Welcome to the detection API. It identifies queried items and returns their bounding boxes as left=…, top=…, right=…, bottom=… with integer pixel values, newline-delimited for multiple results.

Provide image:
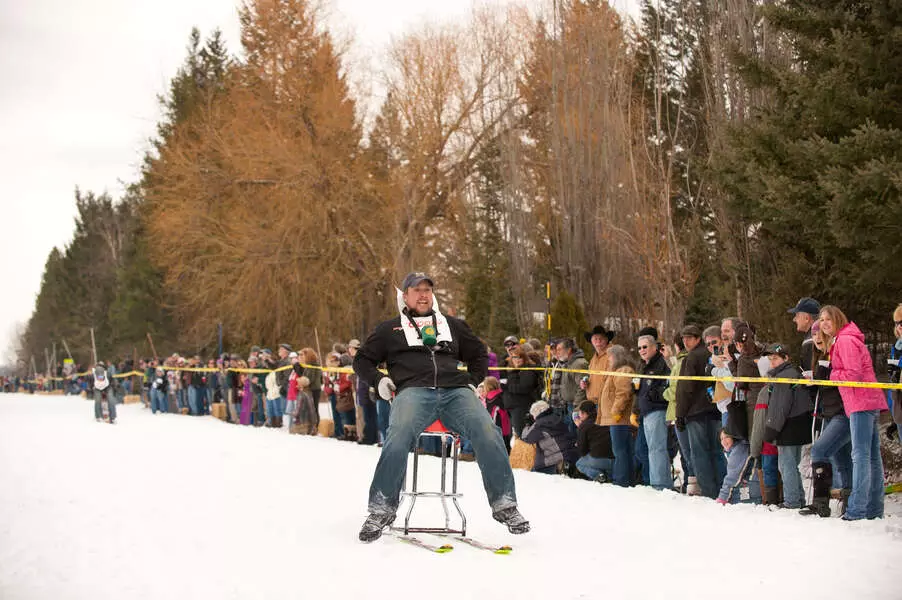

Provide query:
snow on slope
left=0, top=394, right=899, bottom=600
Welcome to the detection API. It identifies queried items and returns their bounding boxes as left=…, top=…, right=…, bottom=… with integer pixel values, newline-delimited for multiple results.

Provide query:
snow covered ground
left=1, top=393, right=900, bottom=600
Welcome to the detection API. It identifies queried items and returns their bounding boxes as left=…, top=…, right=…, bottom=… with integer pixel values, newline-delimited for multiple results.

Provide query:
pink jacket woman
left=830, top=322, right=887, bottom=415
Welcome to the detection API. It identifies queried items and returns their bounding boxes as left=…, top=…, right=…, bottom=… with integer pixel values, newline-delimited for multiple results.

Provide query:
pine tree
left=715, top=0, right=902, bottom=334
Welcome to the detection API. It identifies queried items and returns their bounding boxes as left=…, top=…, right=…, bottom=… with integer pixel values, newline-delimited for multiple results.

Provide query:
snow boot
left=492, top=506, right=530, bottom=534
left=594, top=472, right=611, bottom=484
left=838, top=487, right=852, bottom=516
left=686, top=476, right=701, bottom=496
left=763, top=485, right=781, bottom=505
left=799, top=462, right=832, bottom=517
left=358, top=512, right=396, bottom=543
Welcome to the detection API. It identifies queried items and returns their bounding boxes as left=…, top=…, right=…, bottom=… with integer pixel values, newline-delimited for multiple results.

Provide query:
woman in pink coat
left=819, top=305, right=887, bottom=520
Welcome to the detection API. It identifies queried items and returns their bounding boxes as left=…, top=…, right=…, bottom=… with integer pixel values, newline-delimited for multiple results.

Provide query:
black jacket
left=676, top=344, right=717, bottom=420
left=190, top=370, right=206, bottom=387
left=353, top=312, right=487, bottom=393
left=577, top=419, right=614, bottom=459
left=502, top=368, right=542, bottom=411
left=636, top=352, right=670, bottom=416
left=764, top=362, right=813, bottom=446
left=813, top=360, right=844, bottom=419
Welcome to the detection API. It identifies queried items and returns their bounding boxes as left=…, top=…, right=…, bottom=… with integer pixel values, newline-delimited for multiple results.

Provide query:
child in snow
left=762, top=343, right=813, bottom=509
left=716, top=429, right=753, bottom=504
left=522, top=400, right=577, bottom=474
left=483, top=377, right=512, bottom=454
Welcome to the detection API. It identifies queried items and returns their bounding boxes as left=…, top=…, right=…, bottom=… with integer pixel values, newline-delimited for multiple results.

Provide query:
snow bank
left=0, top=394, right=899, bottom=600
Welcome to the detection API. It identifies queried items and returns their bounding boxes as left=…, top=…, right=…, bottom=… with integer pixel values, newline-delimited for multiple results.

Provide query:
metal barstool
left=397, top=419, right=467, bottom=536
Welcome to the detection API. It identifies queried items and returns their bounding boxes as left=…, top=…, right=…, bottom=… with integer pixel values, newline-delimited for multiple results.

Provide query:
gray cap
left=401, top=272, right=434, bottom=290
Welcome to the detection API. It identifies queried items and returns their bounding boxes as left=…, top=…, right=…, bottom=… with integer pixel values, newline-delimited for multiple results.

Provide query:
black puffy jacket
left=502, top=368, right=542, bottom=411
left=353, top=312, right=487, bottom=393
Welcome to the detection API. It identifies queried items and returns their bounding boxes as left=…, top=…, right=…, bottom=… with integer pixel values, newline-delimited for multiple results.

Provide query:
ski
left=387, top=531, right=453, bottom=554
left=433, top=533, right=512, bottom=555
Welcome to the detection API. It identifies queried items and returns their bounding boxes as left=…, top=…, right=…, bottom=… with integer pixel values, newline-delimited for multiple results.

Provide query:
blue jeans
left=188, top=386, right=203, bottom=416
left=675, top=425, right=694, bottom=480
left=151, top=389, right=167, bottom=413
left=810, top=414, right=852, bottom=491
left=635, top=419, right=650, bottom=486
left=367, top=387, right=516, bottom=515
left=644, top=411, right=671, bottom=490
left=686, top=415, right=727, bottom=499
left=176, top=388, right=187, bottom=410
left=761, top=454, right=779, bottom=488
left=266, top=398, right=283, bottom=418
left=847, top=410, right=884, bottom=520
left=328, top=394, right=342, bottom=437
left=610, top=425, right=634, bottom=487
left=576, top=455, right=614, bottom=480
left=376, top=398, right=392, bottom=442
left=777, top=445, right=804, bottom=508
left=94, top=391, right=117, bottom=420
left=361, top=401, right=379, bottom=444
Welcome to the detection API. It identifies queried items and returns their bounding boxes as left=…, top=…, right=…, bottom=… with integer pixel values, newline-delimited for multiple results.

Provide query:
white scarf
left=395, top=288, right=453, bottom=347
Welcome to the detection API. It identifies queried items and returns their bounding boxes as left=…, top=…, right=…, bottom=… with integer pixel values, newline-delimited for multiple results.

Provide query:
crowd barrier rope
left=26, top=362, right=902, bottom=391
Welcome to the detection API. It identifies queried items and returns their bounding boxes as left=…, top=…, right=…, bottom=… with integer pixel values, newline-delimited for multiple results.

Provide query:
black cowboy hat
left=584, top=325, right=616, bottom=343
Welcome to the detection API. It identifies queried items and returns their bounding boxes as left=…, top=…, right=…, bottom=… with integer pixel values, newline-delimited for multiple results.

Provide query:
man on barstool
left=353, top=272, right=530, bottom=542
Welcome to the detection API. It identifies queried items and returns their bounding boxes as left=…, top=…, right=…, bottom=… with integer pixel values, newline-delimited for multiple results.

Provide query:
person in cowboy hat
left=581, top=324, right=616, bottom=416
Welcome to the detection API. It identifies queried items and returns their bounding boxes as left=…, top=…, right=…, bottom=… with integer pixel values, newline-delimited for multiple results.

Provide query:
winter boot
left=594, top=472, right=611, bottom=484
left=839, top=488, right=852, bottom=516
left=799, top=462, right=832, bottom=517
left=763, top=486, right=781, bottom=505
left=686, top=476, right=701, bottom=496
left=358, top=512, right=396, bottom=543
left=492, top=506, right=530, bottom=534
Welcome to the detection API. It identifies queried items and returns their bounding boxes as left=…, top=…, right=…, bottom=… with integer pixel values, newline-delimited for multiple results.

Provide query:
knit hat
left=288, top=351, right=299, bottom=359
left=638, top=326, right=659, bottom=341
left=529, top=400, right=550, bottom=420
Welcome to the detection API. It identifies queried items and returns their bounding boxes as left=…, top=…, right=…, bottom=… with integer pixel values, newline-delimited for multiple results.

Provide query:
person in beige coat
left=582, top=325, right=616, bottom=411
left=595, top=345, right=636, bottom=486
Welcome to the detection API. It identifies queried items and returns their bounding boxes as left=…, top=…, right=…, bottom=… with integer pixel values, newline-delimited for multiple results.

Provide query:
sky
left=0, top=0, right=640, bottom=364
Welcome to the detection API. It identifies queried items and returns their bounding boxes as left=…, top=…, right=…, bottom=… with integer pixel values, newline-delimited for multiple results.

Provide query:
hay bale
left=123, top=394, right=141, bottom=404
left=509, top=438, right=536, bottom=471
left=211, top=402, right=228, bottom=420
left=317, top=419, right=334, bottom=438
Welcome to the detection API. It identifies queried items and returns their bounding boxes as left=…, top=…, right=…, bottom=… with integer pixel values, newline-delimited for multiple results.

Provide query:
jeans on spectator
left=847, top=410, right=884, bottom=520
left=610, top=425, right=634, bottom=487
left=328, top=394, right=342, bottom=437
left=266, top=398, right=283, bottom=419
left=151, top=389, right=167, bottom=414
left=675, top=425, right=695, bottom=481
left=176, top=388, right=187, bottom=411
left=635, top=419, right=650, bottom=486
left=376, top=398, right=392, bottom=442
left=368, top=387, right=516, bottom=515
left=761, top=454, right=779, bottom=488
left=534, top=464, right=560, bottom=475
left=576, top=455, right=614, bottom=480
left=777, top=445, right=805, bottom=508
left=644, top=410, right=671, bottom=490
left=686, top=415, right=727, bottom=499
left=361, top=401, right=379, bottom=444
left=810, top=414, right=852, bottom=491
left=188, top=386, right=203, bottom=416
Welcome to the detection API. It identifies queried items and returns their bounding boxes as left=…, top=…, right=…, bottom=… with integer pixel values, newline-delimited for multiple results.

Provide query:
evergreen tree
left=550, top=289, right=590, bottom=355
left=715, top=0, right=902, bottom=335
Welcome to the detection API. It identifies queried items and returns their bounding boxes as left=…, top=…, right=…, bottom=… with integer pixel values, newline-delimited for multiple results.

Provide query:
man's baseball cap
left=788, top=297, right=820, bottom=316
left=401, top=272, right=434, bottom=290
left=764, top=343, right=790, bottom=358
left=348, top=339, right=361, bottom=349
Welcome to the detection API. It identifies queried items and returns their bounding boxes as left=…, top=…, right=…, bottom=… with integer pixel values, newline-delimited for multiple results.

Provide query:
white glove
left=377, top=377, right=396, bottom=400
left=468, top=384, right=477, bottom=395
